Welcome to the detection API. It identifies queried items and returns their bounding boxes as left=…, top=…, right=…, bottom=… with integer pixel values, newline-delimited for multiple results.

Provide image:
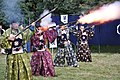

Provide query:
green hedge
left=49, top=45, right=120, bottom=54
left=90, top=45, right=120, bottom=53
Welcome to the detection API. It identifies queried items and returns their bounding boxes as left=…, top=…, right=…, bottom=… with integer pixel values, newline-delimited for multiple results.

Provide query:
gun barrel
left=15, top=7, right=57, bottom=37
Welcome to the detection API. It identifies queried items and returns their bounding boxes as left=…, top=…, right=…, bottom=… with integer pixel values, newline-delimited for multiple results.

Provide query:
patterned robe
left=30, top=29, right=57, bottom=76
left=0, top=26, right=33, bottom=80
left=70, top=27, right=94, bottom=62
left=54, top=28, right=78, bottom=67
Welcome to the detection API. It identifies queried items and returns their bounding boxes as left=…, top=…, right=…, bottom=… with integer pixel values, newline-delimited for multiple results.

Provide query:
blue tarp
left=52, top=15, right=120, bottom=45
left=27, top=15, right=120, bottom=52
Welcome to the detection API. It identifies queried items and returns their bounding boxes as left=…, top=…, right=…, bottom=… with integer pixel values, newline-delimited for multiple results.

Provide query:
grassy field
left=0, top=53, right=120, bottom=80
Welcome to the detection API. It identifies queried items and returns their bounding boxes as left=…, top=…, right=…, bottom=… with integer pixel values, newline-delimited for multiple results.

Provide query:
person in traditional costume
left=0, top=21, right=33, bottom=80
left=54, top=25, right=79, bottom=67
left=29, top=9, right=58, bottom=77
left=70, top=25, right=95, bottom=62
left=30, top=21, right=57, bottom=76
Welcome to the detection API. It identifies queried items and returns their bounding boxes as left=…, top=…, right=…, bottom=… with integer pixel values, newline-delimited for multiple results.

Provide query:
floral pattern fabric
left=30, top=29, right=56, bottom=76
left=54, top=28, right=78, bottom=67
left=0, top=27, right=33, bottom=80
left=70, top=27, right=94, bottom=62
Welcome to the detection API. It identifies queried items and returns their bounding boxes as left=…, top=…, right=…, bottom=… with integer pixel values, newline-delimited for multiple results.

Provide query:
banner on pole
left=60, top=15, right=68, bottom=24
left=49, top=39, right=57, bottom=48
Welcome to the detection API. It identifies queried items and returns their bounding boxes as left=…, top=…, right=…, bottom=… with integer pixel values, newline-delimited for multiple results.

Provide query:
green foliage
left=0, top=0, right=7, bottom=28
left=19, top=0, right=52, bottom=24
left=0, top=0, right=119, bottom=27
left=19, top=0, right=118, bottom=24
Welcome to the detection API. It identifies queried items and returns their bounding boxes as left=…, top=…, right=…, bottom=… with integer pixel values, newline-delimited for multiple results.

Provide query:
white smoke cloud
left=78, top=1, right=120, bottom=24
left=40, top=10, right=56, bottom=27
left=2, top=0, right=24, bottom=23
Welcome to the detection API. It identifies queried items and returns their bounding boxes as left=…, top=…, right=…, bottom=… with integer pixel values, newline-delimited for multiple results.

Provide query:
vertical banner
left=49, top=39, right=57, bottom=48
left=60, top=15, right=68, bottom=24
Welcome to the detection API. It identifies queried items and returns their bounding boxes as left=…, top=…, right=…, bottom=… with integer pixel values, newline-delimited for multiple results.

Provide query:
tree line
left=0, top=0, right=117, bottom=29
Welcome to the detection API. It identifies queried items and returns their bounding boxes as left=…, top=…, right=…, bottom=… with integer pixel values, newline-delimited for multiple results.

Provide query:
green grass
left=0, top=53, right=120, bottom=80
